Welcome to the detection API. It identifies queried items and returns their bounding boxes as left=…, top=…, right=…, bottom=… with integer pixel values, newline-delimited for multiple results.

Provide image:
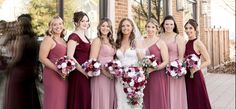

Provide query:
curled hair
left=73, top=11, right=90, bottom=27
left=115, top=18, right=135, bottom=49
left=160, top=15, right=179, bottom=34
left=184, top=19, right=198, bottom=31
left=97, top=18, right=115, bottom=48
left=45, top=16, right=65, bottom=38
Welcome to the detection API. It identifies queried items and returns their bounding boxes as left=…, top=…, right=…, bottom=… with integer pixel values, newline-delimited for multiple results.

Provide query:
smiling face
left=50, top=18, right=64, bottom=35
left=163, top=19, right=175, bottom=33
left=99, top=21, right=110, bottom=36
left=77, top=15, right=89, bottom=30
left=185, top=23, right=196, bottom=39
left=121, top=20, right=133, bottom=36
left=146, top=22, right=159, bottom=37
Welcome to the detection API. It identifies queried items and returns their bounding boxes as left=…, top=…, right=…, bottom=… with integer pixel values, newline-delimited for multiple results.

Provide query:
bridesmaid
left=160, top=15, right=188, bottom=109
left=90, top=18, right=116, bottom=109
left=142, top=18, right=169, bottom=109
left=39, top=16, right=68, bottom=109
left=67, top=11, right=91, bottom=109
left=184, top=19, right=212, bottom=109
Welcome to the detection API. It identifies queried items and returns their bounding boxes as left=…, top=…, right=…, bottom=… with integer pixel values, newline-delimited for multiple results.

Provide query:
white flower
left=170, top=71, right=177, bottom=77
left=129, top=80, right=135, bottom=87
left=61, top=63, right=67, bottom=68
left=127, top=87, right=132, bottom=93
left=138, top=76, right=144, bottom=82
left=108, top=66, right=113, bottom=71
left=128, top=71, right=136, bottom=77
left=170, top=61, right=178, bottom=67
left=151, top=62, right=157, bottom=67
left=94, top=62, right=101, bottom=68
left=93, top=71, right=100, bottom=76
left=57, top=65, right=62, bottom=69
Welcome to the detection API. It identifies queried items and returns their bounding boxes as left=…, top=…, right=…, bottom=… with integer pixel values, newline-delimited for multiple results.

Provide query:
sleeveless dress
left=115, top=48, right=141, bottom=109
left=91, top=44, right=116, bottom=109
left=4, top=37, right=41, bottom=109
left=143, top=43, right=169, bottom=109
left=184, top=38, right=212, bottom=109
left=43, top=40, right=68, bottom=109
left=67, top=33, right=91, bottom=109
left=166, top=38, right=188, bottom=109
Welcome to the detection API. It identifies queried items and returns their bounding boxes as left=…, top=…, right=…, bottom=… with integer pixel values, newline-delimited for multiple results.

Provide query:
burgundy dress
left=143, top=43, right=169, bottom=109
left=43, top=40, right=68, bottom=109
left=67, top=33, right=91, bottom=109
left=184, top=38, right=212, bottom=109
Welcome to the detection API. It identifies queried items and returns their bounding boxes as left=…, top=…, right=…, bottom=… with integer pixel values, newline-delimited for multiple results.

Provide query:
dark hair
left=18, top=15, right=36, bottom=37
left=45, top=16, right=65, bottom=38
left=17, top=14, right=32, bottom=22
left=184, top=19, right=198, bottom=31
left=73, top=11, right=90, bottom=27
left=160, top=15, right=179, bottom=34
left=97, top=18, right=115, bottom=48
left=116, top=18, right=135, bottom=49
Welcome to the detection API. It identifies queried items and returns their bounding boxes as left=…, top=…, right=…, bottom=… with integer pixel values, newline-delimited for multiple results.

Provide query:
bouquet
left=104, top=60, right=124, bottom=77
left=185, top=54, right=201, bottom=78
left=166, top=59, right=187, bottom=78
left=139, top=55, right=160, bottom=78
left=55, top=56, right=77, bottom=79
left=82, top=58, right=101, bottom=77
left=121, top=66, right=147, bottom=108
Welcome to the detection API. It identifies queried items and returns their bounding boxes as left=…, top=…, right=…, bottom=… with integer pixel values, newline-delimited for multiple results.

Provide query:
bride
left=115, top=18, right=144, bottom=109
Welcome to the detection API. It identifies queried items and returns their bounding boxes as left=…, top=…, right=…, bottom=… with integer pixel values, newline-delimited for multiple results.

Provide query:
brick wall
left=172, top=0, right=184, bottom=36
left=115, top=0, right=128, bottom=31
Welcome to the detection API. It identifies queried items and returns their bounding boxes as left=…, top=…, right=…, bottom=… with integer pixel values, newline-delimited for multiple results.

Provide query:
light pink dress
left=90, top=44, right=116, bottom=109
left=166, top=38, right=188, bottom=109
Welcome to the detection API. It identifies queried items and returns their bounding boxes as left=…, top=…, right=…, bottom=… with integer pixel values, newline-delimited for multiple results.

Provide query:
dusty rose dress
left=166, top=37, right=188, bottom=109
left=91, top=44, right=116, bottom=109
left=184, top=38, right=212, bottom=109
left=43, top=40, right=68, bottom=109
left=143, top=43, right=169, bottom=109
left=67, top=33, right=91, bottom=109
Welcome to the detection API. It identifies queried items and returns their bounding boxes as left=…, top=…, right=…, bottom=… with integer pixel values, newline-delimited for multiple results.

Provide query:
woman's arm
left=39, top=36, right=58, bottom=72
left=196, top=40, right=211, bottom=69
left=157, top=40, right=169, bottom=70
left=177, top=35, right=186, bottom=61
left=67, top=39, right=88, bottom=78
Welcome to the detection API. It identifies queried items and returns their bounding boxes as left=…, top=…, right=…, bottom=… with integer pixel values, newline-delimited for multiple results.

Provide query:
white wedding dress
left=115, top=48, right=141, bottom=109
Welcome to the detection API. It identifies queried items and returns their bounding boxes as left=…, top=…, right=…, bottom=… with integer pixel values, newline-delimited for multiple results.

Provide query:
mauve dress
left=91, top=44, right=116, bottom=109
left=184, top=38, right=212, bottom=109
left=43, top=40, right=68, bottom=109
left=67, top=33, right=91, bottom=109
left=166, top=38, right=188, bottom=109
left=143, top=43, right=169, bottom=109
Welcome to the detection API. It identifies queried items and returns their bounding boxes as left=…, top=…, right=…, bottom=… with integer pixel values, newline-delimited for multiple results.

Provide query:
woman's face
left=163, top=20, right=175, bottom=33
left=146, top=22, right=158, bottom=37
left=51, top=18, right=64, bottom=35
left=78, top=16, right=89, bottom=30
left=185, top=23, right=196, bottom=38
left=100, top=21, right=110, bottom=36
left=121, top=20, right=133, bottom=36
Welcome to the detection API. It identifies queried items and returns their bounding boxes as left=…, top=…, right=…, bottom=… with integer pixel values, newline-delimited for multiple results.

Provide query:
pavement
left=0, top=72, right=235, bottom=109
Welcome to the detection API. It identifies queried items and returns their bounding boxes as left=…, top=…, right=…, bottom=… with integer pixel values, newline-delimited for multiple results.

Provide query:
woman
left=184, top=19, right=212, bottom=109
left=90, top=18, right=116, bottom=109
left=160, top=15, right=188, bottom=109
left=67, top=11, right=91, bottom=109
left=142, top=18, right=169, bottom=109
left=115, top=18, right=143, bottom=109
left=3, top=14, right=41, bottom=109
left=39, top=16, right=68, bottom=109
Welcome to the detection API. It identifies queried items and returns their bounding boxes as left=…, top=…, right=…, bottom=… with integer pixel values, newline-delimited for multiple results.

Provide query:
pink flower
left=55, top=56, right=77, bottom=79
left=82, top=58, right=101, bottom=77
left=105, top=60, right=124, bottom=77
left=185, top=54, right=200, bottom=69
left=166, top=59, right=187, bottom=78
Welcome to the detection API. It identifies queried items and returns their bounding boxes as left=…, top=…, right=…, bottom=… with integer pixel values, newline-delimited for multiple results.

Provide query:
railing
left=201, top=28, right=230, bottom=69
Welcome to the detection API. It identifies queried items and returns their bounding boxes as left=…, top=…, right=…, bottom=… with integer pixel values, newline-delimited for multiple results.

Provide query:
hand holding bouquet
left=166, top=59, right=187, bottom=78
left=104, top=60, right=124, bottom=77
left=82, top=58, right=101, bottom=77
left=122, top=66, right=147, bottom=108
left=55, top=56, right=77, bottom=79
left=139, top=55, right=160, bottom=78
left=185, top=54, right=201, bottom=78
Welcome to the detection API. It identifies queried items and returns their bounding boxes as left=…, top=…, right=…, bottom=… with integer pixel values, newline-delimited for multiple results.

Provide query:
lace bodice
left=116, top=48, right=138, bottom=66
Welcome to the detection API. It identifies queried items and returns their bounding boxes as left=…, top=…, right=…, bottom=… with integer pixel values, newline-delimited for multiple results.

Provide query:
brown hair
left=97, top=18, right=115, bottom=48
left=184, top=19, right=198, bottom=31
left=160, top=15, right=179, bottom=34
left=73, top=11, right=90, bottom=28
left=115, top=18, right=135, bottom=49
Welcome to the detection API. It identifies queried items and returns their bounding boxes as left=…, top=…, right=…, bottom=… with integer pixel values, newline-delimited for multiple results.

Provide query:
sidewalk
left=0, top=73, right=235, bottom=109
left=205, top=73, right=235, bottom=109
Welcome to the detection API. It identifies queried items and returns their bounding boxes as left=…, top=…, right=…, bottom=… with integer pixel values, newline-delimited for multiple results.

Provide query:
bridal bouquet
left=55, top=56, right=77, bottom=79
left=82, top=58, right=101, bottom=77
left=122, top=66, right=147, bottom=108
left=185, top=54, right=201, bottom=78
left=104, top=60, right=124, bottom=77
left=139, top=55, right=160, bottom=78
left=166, top=59, right=187, bottom=78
